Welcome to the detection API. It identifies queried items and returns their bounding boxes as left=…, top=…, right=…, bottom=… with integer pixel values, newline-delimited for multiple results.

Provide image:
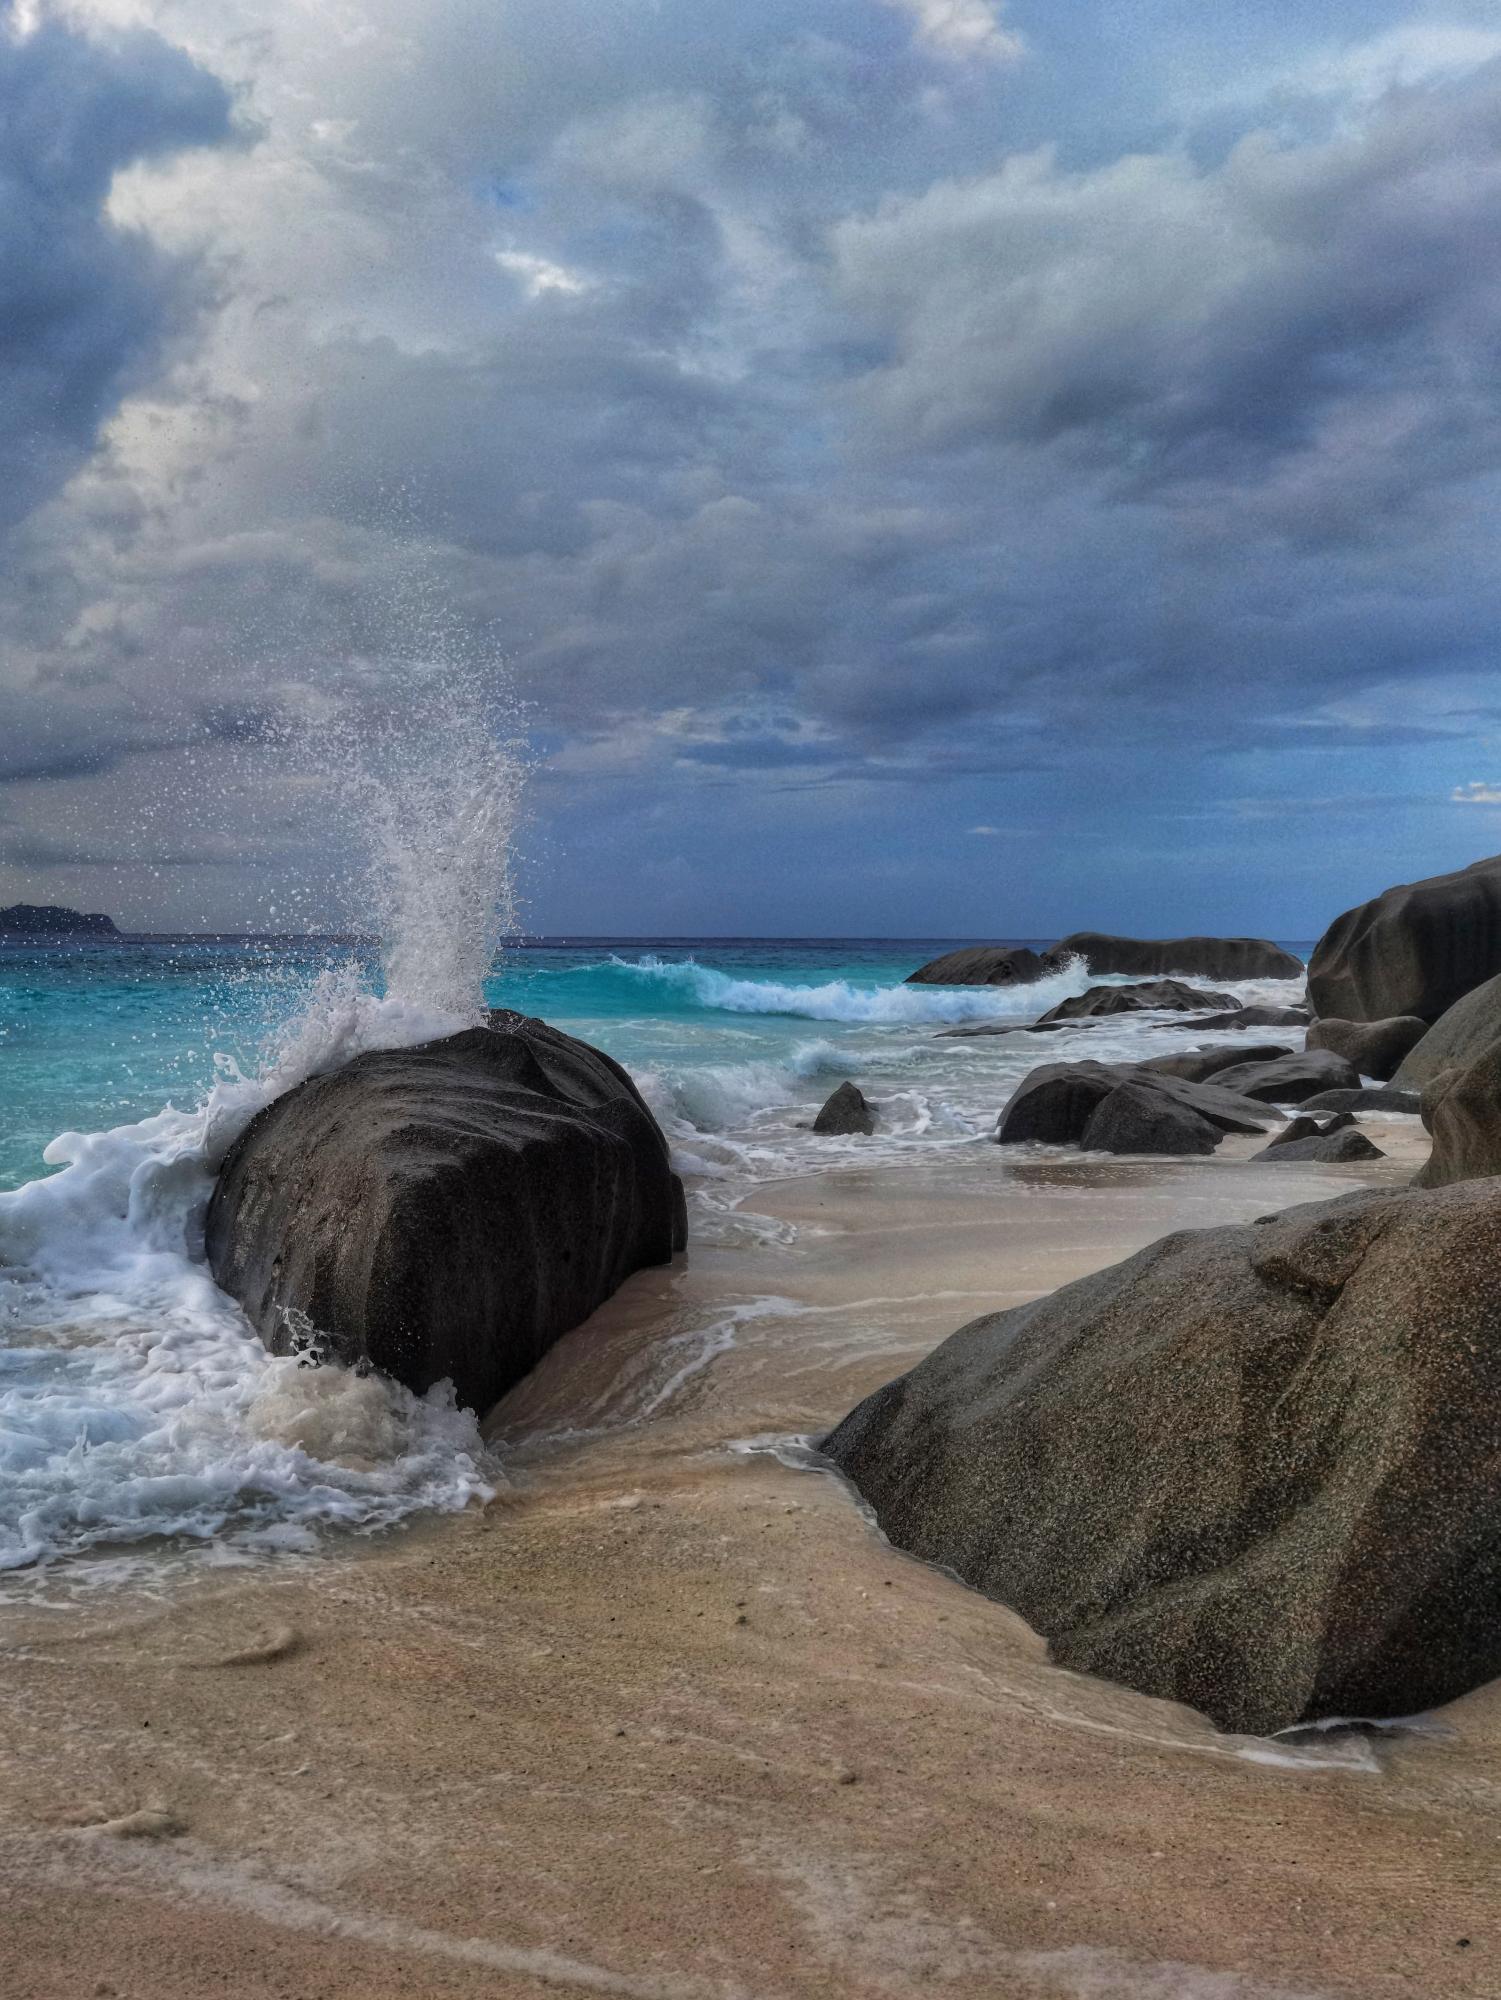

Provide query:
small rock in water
left=813, top=1081, right=876, bottom=1136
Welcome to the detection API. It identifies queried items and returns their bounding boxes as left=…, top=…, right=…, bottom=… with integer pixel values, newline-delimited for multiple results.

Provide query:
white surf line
left=14, top=1834, right=767, bottom=2000
left=908, top=1664, right=1380, bottom=1777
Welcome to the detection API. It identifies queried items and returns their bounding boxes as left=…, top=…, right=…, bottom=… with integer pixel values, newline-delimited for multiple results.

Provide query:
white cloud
left=494, top=248, right=591, bottom=299
left=883, top=0, right=1023, bottom=66
left=1453, top=781, right=1501, bottom=805
left=1281, top=25, right=1501, bottom=106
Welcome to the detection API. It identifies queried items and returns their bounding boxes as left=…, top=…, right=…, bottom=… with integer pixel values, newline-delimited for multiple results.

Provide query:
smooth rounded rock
left=1308, top=855, right=1501, bottom=1023
left=823, top=1178, right=1501, bottom=1734
left=206, top=1013, right=687, bottom=1414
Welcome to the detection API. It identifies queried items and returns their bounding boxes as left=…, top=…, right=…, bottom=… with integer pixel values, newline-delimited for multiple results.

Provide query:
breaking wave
left=602, top=953, right=1093, bottom=1024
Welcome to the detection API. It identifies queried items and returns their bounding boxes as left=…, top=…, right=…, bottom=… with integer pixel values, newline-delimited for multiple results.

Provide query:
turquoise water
left=0, top=934, right=1313, bottom=1191
left=0, top=934, right=1044, bottom=1190
left=0, top=932, right=1310, bottom=1578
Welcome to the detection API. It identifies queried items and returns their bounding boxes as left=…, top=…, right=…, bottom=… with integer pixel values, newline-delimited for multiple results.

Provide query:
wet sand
left=5, top=1120, right=1497, bottom=2000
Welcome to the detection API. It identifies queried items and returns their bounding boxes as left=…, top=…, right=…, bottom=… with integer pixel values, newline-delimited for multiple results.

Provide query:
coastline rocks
left=822, top=1178, right=1501, bottom=1733
left=1135, top=1044, right=1293, bottom=1084
left=205, top=1012, right=687, bottom=1414
left=1414, top=1044, right=1501, bottom=1189
left=906, top=946, right=1047, bottom=987
left=1252, top=1129, right=1384, bottom=1164
left=1306, top=1015, right=1427, bottom=1081
left=995, top=1062, right=1281, bottom=1150
left=1394, top=973, right=1501, bottom=1089
left=1300, top=1085, right=1421, bottom=1116
left=1043, top=932, right=1303, bottom=982
left=1207, top=1050, right=1360, bottom=1104
left=1035, top=979, right=1235, bottom=1023
left=813, top=1081, right=876, bottom=1136
left=1307, top=854, right=1501, bottom=1023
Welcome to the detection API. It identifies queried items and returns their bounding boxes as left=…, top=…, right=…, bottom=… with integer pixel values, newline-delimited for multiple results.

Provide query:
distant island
left=0, top=903, right=118, bottom=936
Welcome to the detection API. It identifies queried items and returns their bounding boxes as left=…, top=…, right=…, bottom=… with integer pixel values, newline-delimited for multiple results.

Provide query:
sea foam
left=0, top=663, right=522, bottom=1579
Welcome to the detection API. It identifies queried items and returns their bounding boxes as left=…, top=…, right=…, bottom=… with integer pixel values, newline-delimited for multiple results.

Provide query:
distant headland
left=0, top=903, right=118, bottom=937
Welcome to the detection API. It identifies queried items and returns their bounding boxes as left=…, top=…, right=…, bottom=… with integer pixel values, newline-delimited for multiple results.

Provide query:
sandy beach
left=7, top=1118, right=1495, bottom=2000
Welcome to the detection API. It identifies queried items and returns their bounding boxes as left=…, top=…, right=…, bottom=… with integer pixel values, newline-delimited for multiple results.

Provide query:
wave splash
left=604, top=953, right=1094, bottom=1025
left=0, top=668, right=524, bottom=1579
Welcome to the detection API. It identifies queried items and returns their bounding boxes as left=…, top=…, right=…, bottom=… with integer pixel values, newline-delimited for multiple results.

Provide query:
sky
left=2, top=0, right=1501, bottom=938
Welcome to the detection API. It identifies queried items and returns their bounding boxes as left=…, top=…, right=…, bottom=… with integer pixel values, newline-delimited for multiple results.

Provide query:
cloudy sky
left=2, top=0, right=1501, bottom=937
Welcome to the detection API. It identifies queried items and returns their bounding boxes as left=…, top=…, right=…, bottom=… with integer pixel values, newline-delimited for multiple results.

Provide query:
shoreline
left=6, top=1121, right=1491, bottom=2000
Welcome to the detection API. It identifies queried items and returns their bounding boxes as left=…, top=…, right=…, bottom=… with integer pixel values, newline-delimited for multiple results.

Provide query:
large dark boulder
left=205, top=1013, right=687, bottom=1414
left=906, top=946, right=1047, bottom=986
left=1035, top=979, right=1235, bottom=1023
left=1394, top=973, right=1501, bottom=1089
left=1045, top=933, right=1303, bottom=982
left=1136, top=1044, right=1293, bottom=1083
left=1208, top=1049, right=1360, bottom=1104
left=995, top=1062, right=1281, bottom=1149
left=1414, top=1044, right=1501, bottom=1190
left=813, top=1081, right=876, bottom=1136
left=1306, top=1015, right=1427, bottom=1081
left=1307, top=855, right=1501, bottom=1024
left=823, top=1179, right=1501, bottom=1734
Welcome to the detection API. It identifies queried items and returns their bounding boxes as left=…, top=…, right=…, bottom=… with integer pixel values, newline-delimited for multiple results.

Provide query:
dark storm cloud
left=2, top=0, right=1500, bottom=931
left=0, top=7, right=232, bottom=532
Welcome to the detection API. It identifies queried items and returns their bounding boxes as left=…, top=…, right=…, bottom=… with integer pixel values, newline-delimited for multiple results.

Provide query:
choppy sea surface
left=0, top=933, right=1310, bottom=1579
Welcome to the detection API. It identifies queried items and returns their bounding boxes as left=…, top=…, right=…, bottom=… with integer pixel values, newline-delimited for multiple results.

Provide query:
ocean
left=0, top=931, right=1310, bottom=1581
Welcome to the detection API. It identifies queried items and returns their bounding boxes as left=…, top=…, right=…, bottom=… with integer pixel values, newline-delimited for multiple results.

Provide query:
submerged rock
left=1308, top=854, right=1501, bottom=1023
left=1394, top=972, right=1501, bottom=1089
left=1042, top=932, right=1303, bottom=981
left=1183, top=1005, right=1311, bottom=1030
left=1300, top=1085, right=1421, bottom=1116
left=1263, top=1111, right=1356, bottom=1148
left=1306, top=1015, right=1427, bottom=1081
left=206, top=1012, right=687, bottom=1414
left=1035, top=979, right=1235, bottom=1023
left=1252, top=1129, right=1384, bottom=1163
left=813, top=1081, right=876, bottom=1136
left=906, top=946, right=1047, bottom=986
left=1135, top=1044, right=1294, bottom=1084
left=823, top=1178, right=1501, bottom=1733
left=1207, top=1050, right=1360, bottom=1104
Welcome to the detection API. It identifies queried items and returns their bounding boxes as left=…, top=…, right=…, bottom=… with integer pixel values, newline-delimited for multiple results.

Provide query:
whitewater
left=0, top=676, right=525, bottom=1579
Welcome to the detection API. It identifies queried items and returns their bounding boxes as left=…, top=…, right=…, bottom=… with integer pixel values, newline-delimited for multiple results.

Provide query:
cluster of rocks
left=992, top=1048, right=1381, bottom=1160
left=829, top=858, right=1501, bottom=1735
